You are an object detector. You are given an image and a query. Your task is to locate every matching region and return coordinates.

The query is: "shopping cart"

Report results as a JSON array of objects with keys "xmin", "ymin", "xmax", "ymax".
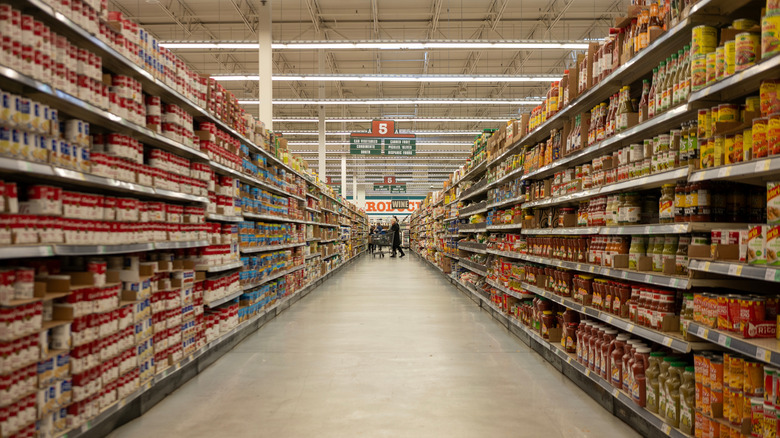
[{"xmin": 370, "ymin": 233, "xmax": 393, "ymax": 257}]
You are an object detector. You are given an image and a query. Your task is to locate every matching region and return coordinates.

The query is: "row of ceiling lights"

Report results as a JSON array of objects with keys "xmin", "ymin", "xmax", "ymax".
[{"xmin": 161, "ymin": 39, "xmax": 591, "ymax": 50}]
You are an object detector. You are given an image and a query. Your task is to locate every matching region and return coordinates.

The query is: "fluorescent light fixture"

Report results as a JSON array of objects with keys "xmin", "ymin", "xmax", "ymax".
[
  {"xmin": 214, "ymin": 74, "xmax": 560, "ymax": 83},
  {"xmin": 279, "ymin": 130, "xmax": 482, "ymax": 136},
  {"xmin": 273, "ymin": 117, "xmax": 510, "ymax": 123},
  {"xmin": 160, "ymin": 39, "xmax": 590, "ymax": 50},
  {"xmin": 243, "ymin": 98, "xmax": 542, "ymax": 105}
]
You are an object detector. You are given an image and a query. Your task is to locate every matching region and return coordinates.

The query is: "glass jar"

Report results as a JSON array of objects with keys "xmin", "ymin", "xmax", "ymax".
[
  {"xmin": 629, "ymin": 235, "xmax": 647, "ymax": 270},
  {"xmin": 662, "ymin": 235, "xmax": 679, "ymax": 272},
  {"xmin": 659, "ymin": 184, "xmax": 675, "ymax": 223},
  {"xmin": 622, "ymin": 192, "xmax": 641, "ymax": 224},
  {"xmin": 676, "ymin": 235, "xmax": 690, "ymax": 275},
  {"xmin": 651, "ymin": 236, "xmax": 665, "ymax": 272},
  {"xmin": 674, "ymin": 181, "xmax": 687, "ymax": 222}
]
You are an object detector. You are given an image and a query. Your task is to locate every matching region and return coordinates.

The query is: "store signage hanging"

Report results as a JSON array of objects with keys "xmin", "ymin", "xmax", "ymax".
[
  {"xmin": 364, "ymin": 199, "xmax": 421, "ymax": 213},
  {"xmin": 384, "ymin": 176, "xmax": 397, "ymax": 184},
  {"xmin": 373, "ymin": 184, "xmax": 407, "ymax": 193},
  {"xmin": 350, "ymin": 120, "xmax": 416, "ymax": 156},
  {"xmin": 391, "ymin": 199, "xmax": 410, "ymax": 209}
]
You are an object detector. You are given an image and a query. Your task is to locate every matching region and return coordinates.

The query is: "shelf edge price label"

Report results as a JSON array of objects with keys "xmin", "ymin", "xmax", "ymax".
[
  {"xmin": 755, "ymin": 159, "xmax": 772, "ymax": 173},
  {"xmin": 757, "ymin": 347, "xmax": 772, "ymax": 362},
  {"xmin": 663, "ymin": 337, "xmax": 674, "ymax": 347},
  {"xmin": 728, "ymin": 264, "xmax": 743, "ymax": 276},
  {"xmin": 612, "ymin": 388, "xmax": 620, "ymax": 397},
  {"xmin": 627, "ymin": 323, "xmax": 635, "ymax": 333},
  {"xmin": 766, "ymin": 268, "xmax": 780, "ymax": 282},
  {"xmin": 661, "ymin": 423, "xmax": 672, "ymax": 435},
  {"xmin": 717, "ymin": 333, "xmax": 728, "ymax": 346},
  {"xmin": 717, "ymin": 167, "xmax": 732, "ymax": 178},
  {"xmin": 696, "ymin": 326, "xmax": 706, "ymax": 337}
]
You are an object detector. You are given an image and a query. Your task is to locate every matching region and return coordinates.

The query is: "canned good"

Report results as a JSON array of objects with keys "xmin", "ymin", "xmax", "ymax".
[
  {"xmin": 763, "ymin": 15, "xmax": 780, "ymax": 59},
  {"xmin": 706, "ymin": 51, "xmax": 717, "ymax": 85},
  {"xmin": 725, "ymin": 135, "xmax": 738, "ymax": 164},
  {"xmin": 744, "ymin": 127, "xmax": 754, "ymax": 161},
  {"xmin": 719, "ymin": 103, "xmax": 740, "ymax": 123},
  {"xmin": 761, "ymin": 79, "xmax": 780, "ymax": 116},
  {"xmin": 746, "ymin": 95, "xmax": 761, "ymax": 114},
  {"xmin": 754, "ymin": 117, "xmax": 769, "ymax": 158},
  {"xmin": 716, "ymin": 46, "xmax": 725, "ymax": 80},
  {"xmin": 724, "ymin": 40, "xmax": 737, "ymax": 76},
  {"xmin": 734, "ymin": 18, "xmax": 758, "ymax": 30},
  {"xmin": 736, "ymin": 32, "xmax": 761, "ymax": 72},
  {"xmin": 734, "ymin": 133, "xmax": 745, "ymax": 163},
  {"xmin": 769, "ymin": 113, "xmax": 780, "ymax": 155},
  {"xmin": 693, "ymin": 25, "xmax": 718, "ymax": 55},
  {"xmin": 699, "ymin": 108, "xmax": 712, "ymax": 139},
  {"xmin": 692, "ymin": 54, "xmax": 708, "ymax": 91}
]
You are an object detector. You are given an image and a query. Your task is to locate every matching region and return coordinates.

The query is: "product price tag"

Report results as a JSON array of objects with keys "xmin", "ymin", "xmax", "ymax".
[
  {"xmin": 612, "ymin": 388, "xmax": 620, "ymax": 397},
  {"xmin": 606, "ymin": 316, "xmax": 614, "ymax": 324},
  {"xmin": 627, "ymin": 324, "xmax": 635, "ymax": 333},
  {"xmin": 756, "ymin": 348, "xmax": 772, "ymax": 362},
  {"xmin": 728, "ymin": 264, "xmax": 743, "ymax": 276},
  {"xmin": 765, "ymin": 268, "xmax": 780, "ymax": 282},
  {"xmin": 644, "ymin": 226, "xmax": 652, "ymax": 234},
  {"xmin": 717, "ymin": 167, "xmax": 732, "ymax": 178},
  {"xmin": 661, "ymin": 423, "xmax": 672, "ymax": 435},
  {"xmin": 585, "ymin": 369, "xmax": 591, "ymax": 377},
  {"xmin": 663, "ymin": 337, "xmax": 674, "ymax": 347},
  {"xmin": 696, "ymin": 326, "xmax": 706, "ymax": 337},
  {"xmin": 717, "ymin": 333, "xmax": 728, "ymax": 346},
  {"xmin": 755, "ymin": 159, "xmax": 772, "ymax": 173},
  {"xmin": 622, "ymin": 271, "xmax": 630, "ymax": 279},
  {"xmin": 566, "ymin": 357, "xmax": 572, "ymax": 364},
  {"xmin": 644, "ymin": 274, "xmax": 652, "ymax": 283},
  {"xmin": 704, "ymin": 261, "xmax": 711, "ymax": 271}
]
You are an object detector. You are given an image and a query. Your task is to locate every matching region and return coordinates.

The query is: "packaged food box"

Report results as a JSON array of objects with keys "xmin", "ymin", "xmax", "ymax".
[
  {"xmin": 767, "ymin": 225, "xmax": 780, "ymax": 266},
  {"xmin": 769, "ymin": 181, "xmax": 780, "ymax": 224},
  {"xmin": 748, "ymin": 224, "xmax": 768, "ymax": 265}
]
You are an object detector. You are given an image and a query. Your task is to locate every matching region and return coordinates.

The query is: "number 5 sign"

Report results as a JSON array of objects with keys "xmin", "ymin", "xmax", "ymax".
[{"xmin": 384, "ymin": 176, "xmax": 396, "ymax": 184}]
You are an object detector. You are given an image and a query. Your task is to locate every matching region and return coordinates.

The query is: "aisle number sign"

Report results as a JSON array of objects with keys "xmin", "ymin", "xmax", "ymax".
[{"xmin": 350, "ymin": 120, "xmax": 416, "ymax": 156}]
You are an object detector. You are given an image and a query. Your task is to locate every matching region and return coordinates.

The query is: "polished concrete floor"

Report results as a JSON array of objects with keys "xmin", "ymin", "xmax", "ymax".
[{"xmin": 109, "ymin": 254, "xmax": 640, "ymax": 438}]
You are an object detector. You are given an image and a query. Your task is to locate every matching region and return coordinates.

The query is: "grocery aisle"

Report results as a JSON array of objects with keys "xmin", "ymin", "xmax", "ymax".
[{"xmin": 109, "ymin": 255, "xmax": 639, "ymax": 438}]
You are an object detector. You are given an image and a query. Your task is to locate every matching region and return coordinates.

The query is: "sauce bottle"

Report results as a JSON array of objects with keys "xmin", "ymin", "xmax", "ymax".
[
  {"xmin": 611, "ymin": 334, "xmax": 629, "ymax": 388},
  {"xmin": 658, "ymin": 356, "xmax": 677, "ymax": 417},
  {"xmin": 600, "ymin": 329, "xmax": 618, "ymax": 378},
  {"xmin": 646, "ymin": 352, "xmax": 666, "ymax": 413},
  {"xmin": 625, "ymin": 341, "xmax": 648, "ymax": 393},
  {"xmin": 648, "ymin": 68, "xmax": 658, "ymax": 119},
  {"xmin": 639, "ymin": 79, "xmax": 650, "ymax": 123},
  {"xmin": 632, "ymin": 347, "xmax": 652, "ymax": 407},
  {"xmin": 679, "ymin": 366, "xmax": 695, "ymax": 434},
  {"xmin": 665, "ymin": 361, "xmax": 686, "ymax": 427}
]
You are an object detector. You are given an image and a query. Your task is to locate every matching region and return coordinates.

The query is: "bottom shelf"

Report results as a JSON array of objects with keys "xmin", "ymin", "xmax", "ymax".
[
  {"xmin": 64, "ymin": 250, "xmax": 366, "ymax": 438},
  {"xmin": 413, "ymin": 250, "xmax": 691, "ymax": 438}
]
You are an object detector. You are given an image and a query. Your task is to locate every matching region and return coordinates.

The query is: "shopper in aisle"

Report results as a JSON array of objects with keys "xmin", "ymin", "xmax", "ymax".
[
  {"xmin": 390, "ymin": 216, "xmax": 405, "ymax": 258},
  {"xmin": 369, "ymin": 224, "xmax": 376, "ymax": 253}
]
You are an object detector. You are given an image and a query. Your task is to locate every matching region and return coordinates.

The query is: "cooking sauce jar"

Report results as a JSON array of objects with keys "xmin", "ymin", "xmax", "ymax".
[{"xmin": 632, "ymin": 347, "xmax": 652, "ymax": 407}]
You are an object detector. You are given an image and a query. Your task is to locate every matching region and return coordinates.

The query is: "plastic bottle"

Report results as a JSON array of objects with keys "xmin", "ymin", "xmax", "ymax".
[
  {"xmin": 663, "ymin": 54, "xmax": 678, "ymax": 112},
  {"xmin": 658, "ymin": 356, "xmax": 676, "ymax": 417},
  {"xmin": 665, "ymin": 362, "xmax": 686, "ymax": 427},
  {"xmin": 646, "ymin": 352, "xmax": 666, "ymax": 413},
  {"xmin": 632, "ymin": 347, "xmax": 652, "ymax": 407},
  {"xmin": 655, "ymin": 62, "xmax": 666, "ymax": 116},
  {"xmin": 600, "ymin": 329, "xmax": 618, "ymax": 378},
  {"xmin": 611, "ymin": 334, "xmax": 629, "ymax": 387},
  {"xmin": 639, "ymin": 79, "xmax": 650, "ymax": 123},
  {"xmin": 679, "ymin": 366, "xmax": 695, "ymax": 434}
]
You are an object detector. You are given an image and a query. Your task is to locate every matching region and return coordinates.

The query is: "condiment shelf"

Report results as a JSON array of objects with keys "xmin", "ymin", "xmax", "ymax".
[
  {"xmin": 688, "ymin": 259, "xmax": 780, "ymax": 283},
  {"xmin": 486, "ymin": 279, "xmax": 533, "ymax": 300},
  {"xmin": 523, "ymin": 167, "xmax": 690, "ymax": 209},
  {"xmin": 62, "ymin": 252, "xmax": 365, "ymax": 438},
  {"xmin": 195, "ymin": 261, "xmax": 243, "ymax": 273},
  {"xmin": 206, "ymin": 214, "xmax": 244, "ymax": 223},
  {"xmin": 690, "ymin": 46, "xmax": 780, "ymax": 104},
  {"xmin": 487, "ymin": 194, "xmax": 526, "ymax": 209},
  {"xmin": 486, "ymin": 223, "xmax": 523, "ymax": 231},
  {"xmin": 457, "ymin": 242, "xmax": 487, "ymax": 254},
  {"xmin": 154, "ymin": 240, "xmax": 210, "ymax": 250},
  {"xmin": 689, "ymin": 156, "xmax": 780, "ymax": 184},
  {"xmin": 0, "ymin": 157, "xmax": 208, "ymax": 204},
  {"xmin": 459, "ymin": 259, "xmax": 487, "ymax": 276},
  {"xmin": 687, "ymin": 322, "xmax": 780, "ymax": 368},
  {"xmin": 522, "ymin": 226, "xmax": 601, "ymax": 235},
  {"xmin": 239, "ymin": 242, "xmax": 307, "ymax": 253},
  {"xmin": 204, "ymin": 290, "xmax": 244, "ymax": 308},
  {"xmin": 242, "ymin": 213, "xmax": 311, "ymax": 224},
  {"xmin": 487, "ymin": 167, "xmax": 524, "ymax": 189},
  {"xmin": 488, "ymin": 250, "xmax": 692, "ymax": 289},
  {"xmin": 421, "ymin": 251, "xmax": 694, "ymax": 438},
  {"xmin": 521, "ymin": 223, "xmax": 747, "ymax": 236},
  {"xmin": 460, "ymin": 182, "xmax": 489, "ymax": 201},
  {"xmin": 241, "ymin": 264, "xmax": 307, "ymax": 291},
  {"xmin": 521, "ymin": 282, "xmax": 710, "ymax": 354},
  {"xmin": 456, "ymin": 160, "xmax": 487, "ymax": 185}
]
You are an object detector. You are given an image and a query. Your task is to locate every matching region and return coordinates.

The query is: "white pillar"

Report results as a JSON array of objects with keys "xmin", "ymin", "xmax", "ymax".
[
  {"xmin": 257, "ymin": 1, "xmax": 272, "ymax": 130},
  {"xmin": 341, "ymin": 154, "xmax": 347, "ymax": 197},
  {"xmin": 352, "ymin": 170, "xmax": 357, "ymax": 202},
  {"xmin": 317, "ymin": 49, "xmax": 326, "ymax": 181}
]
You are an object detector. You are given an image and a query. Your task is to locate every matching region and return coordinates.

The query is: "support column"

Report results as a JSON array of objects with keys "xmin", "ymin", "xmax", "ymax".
[
  {"xmin": 341, "ymin": 155, "xmax": 347, "ymax": 198},
  {"xmin": 318, "ymin": 49, "xmax": 326, "ymax": 181},
  {"xmin": 257, "ymin": 1, "xmax": 273, "ymax": 130},
  {"xmin": 352, "ymin": 169, "xmax": 357, "ymax": 202}
]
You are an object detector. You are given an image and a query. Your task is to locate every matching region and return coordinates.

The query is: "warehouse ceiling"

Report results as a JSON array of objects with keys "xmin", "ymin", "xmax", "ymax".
[{"xmin": 110, "ymin": 0, "xmax": 624, "ymax": 195}]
